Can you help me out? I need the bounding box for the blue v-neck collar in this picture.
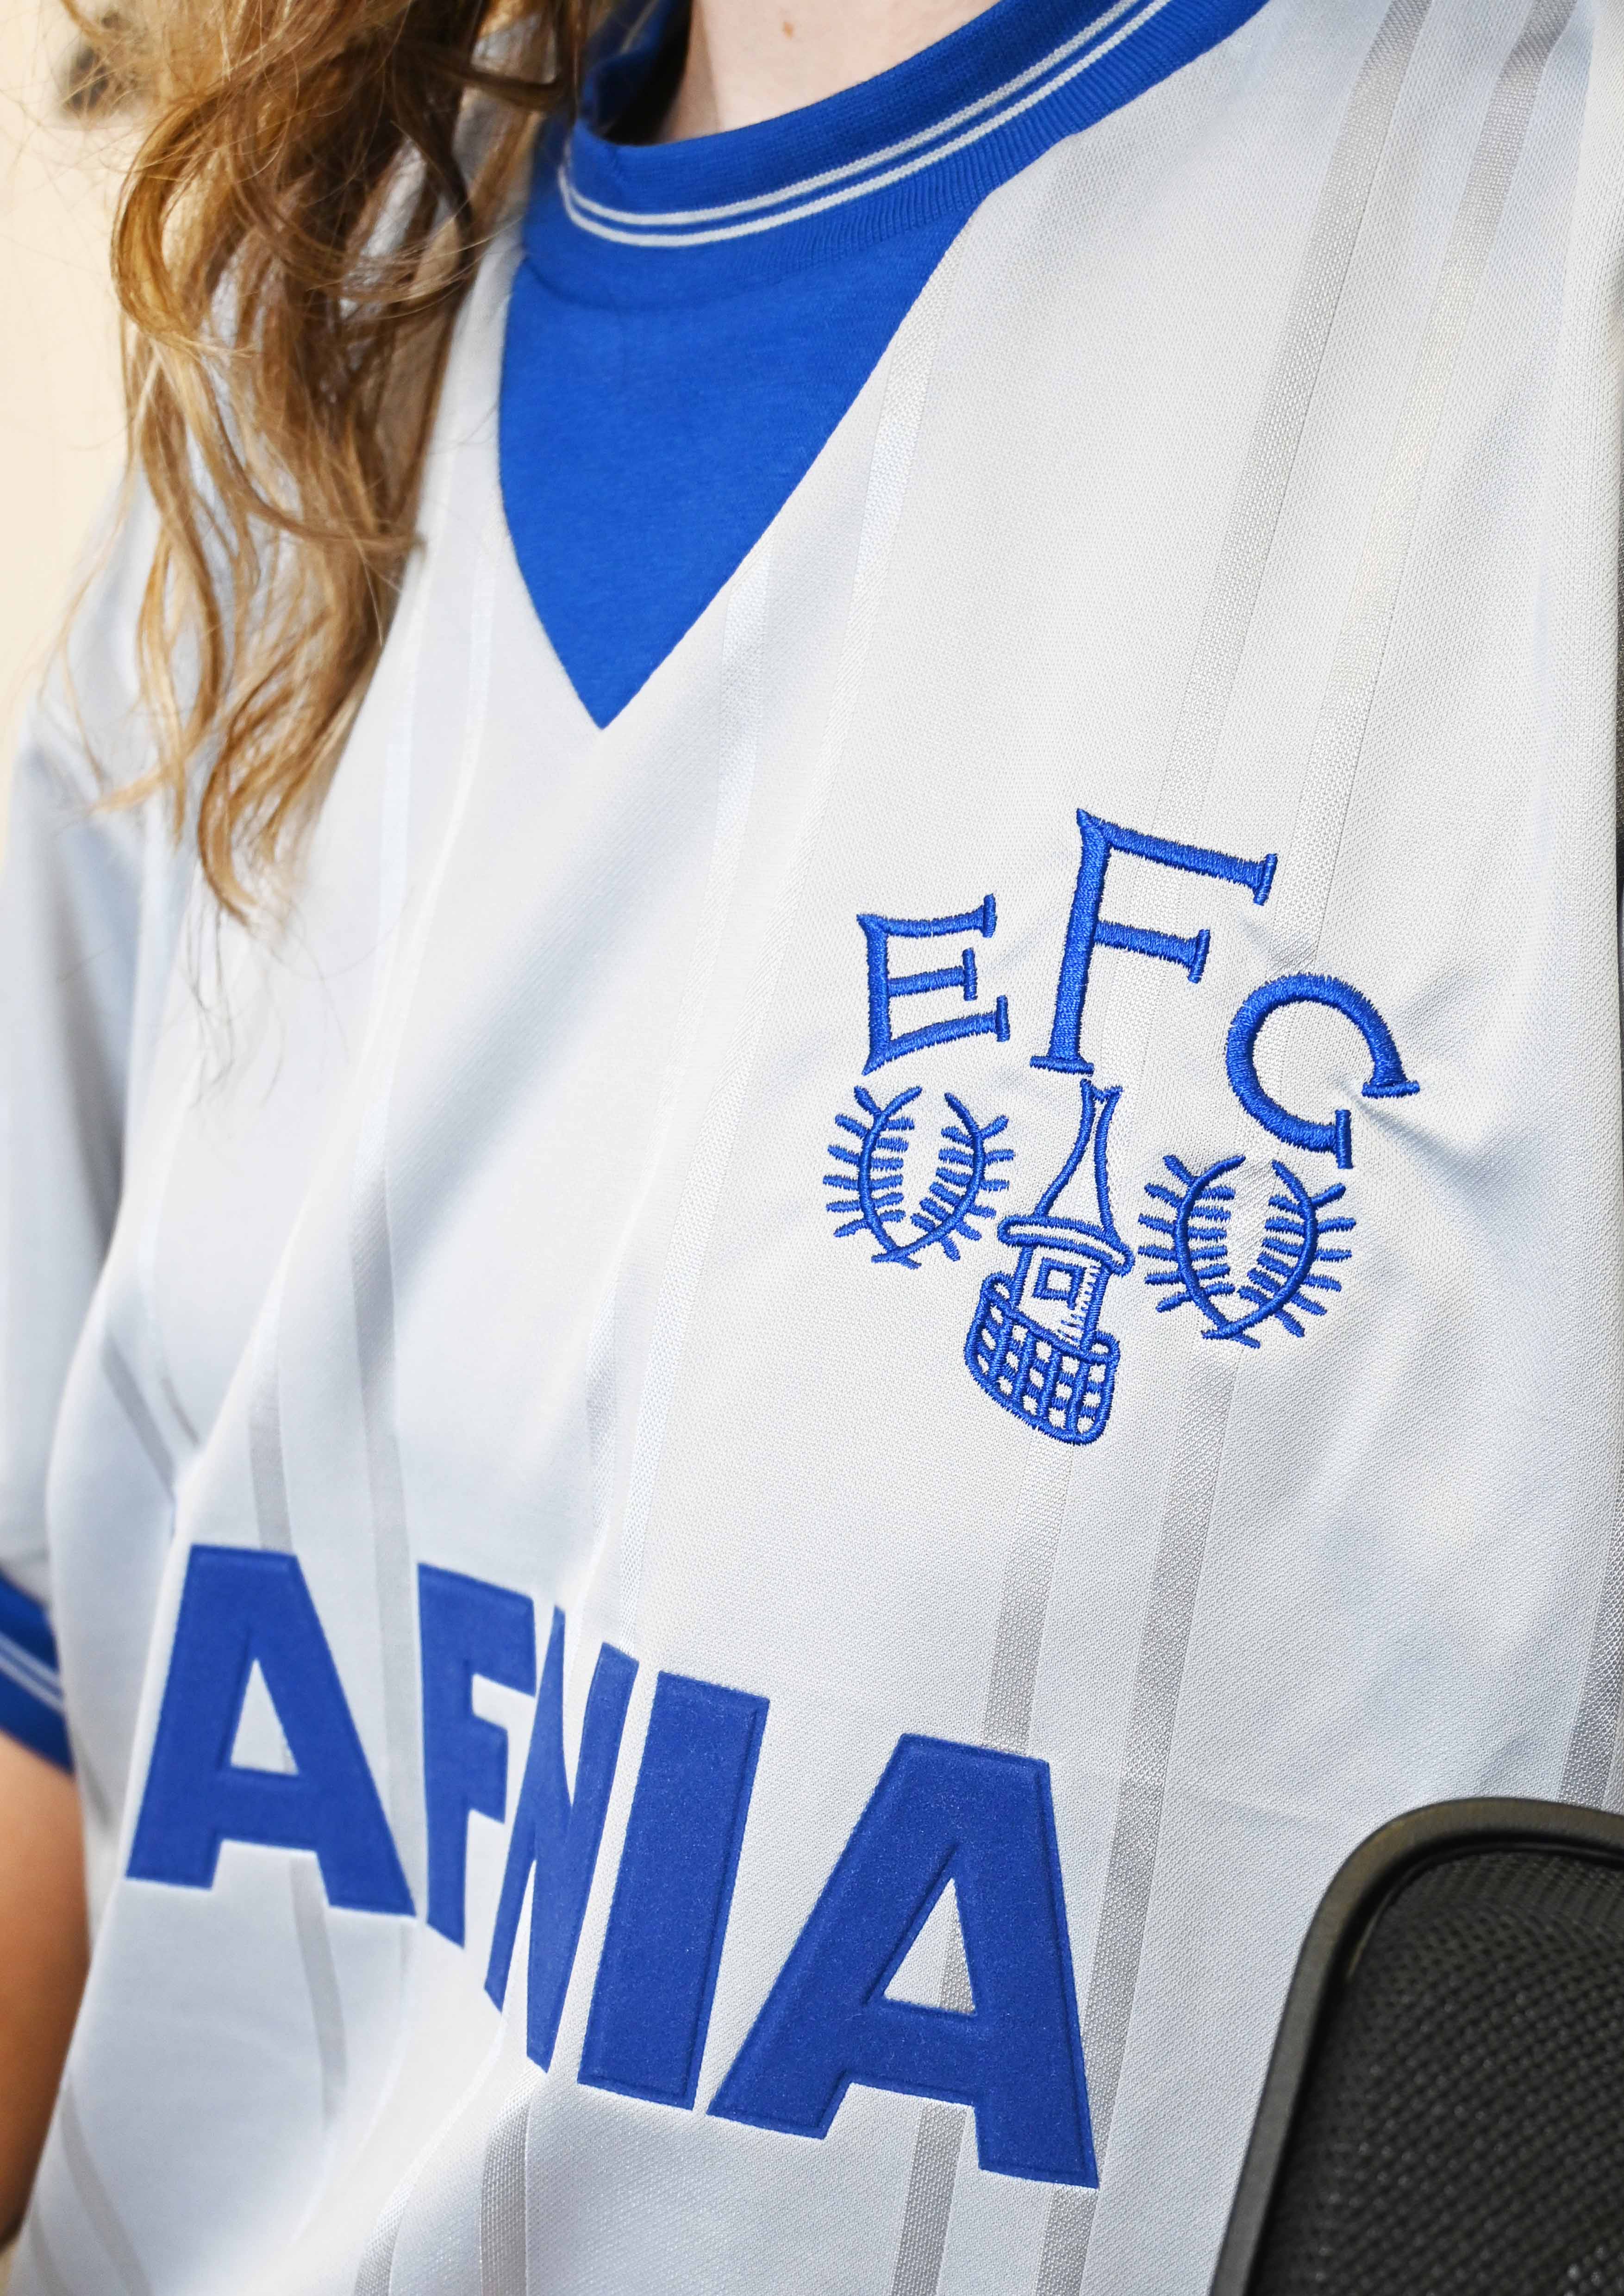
[505,0,1270,724]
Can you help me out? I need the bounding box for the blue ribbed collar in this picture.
[526,0,1271,305]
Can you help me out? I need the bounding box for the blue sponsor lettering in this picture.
[130,1572,1094,2186]
[484,1606,638,2070]
[709,1734,1096,2186]
[127,1545,412,1916]
[580,1672,768,2108]
[419,1564,537,1947]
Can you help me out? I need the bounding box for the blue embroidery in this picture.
[824,1086,1012,1268]
[859,897,1010,1073]
[580,1673,768,2109]
[1035,1259,1085,1307]
[1224,971,1418,1169]
[1035,812,1275,1076]
[964,1076,1133,1444]
[831,816,1420,1444]
[709,1734,1096,2187]
[1139,1156,1354,1347]
[419,1565,537,1949]
[485,1610,638,2070]
[128,1547,413,1916]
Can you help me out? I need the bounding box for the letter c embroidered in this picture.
[1225,972,1418,1169]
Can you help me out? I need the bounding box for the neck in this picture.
[658,0,998,138]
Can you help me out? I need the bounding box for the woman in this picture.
[0,0,1618,2287]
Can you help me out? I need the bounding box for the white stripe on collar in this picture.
[561,0,1171,248]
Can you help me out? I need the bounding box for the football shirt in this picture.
[2,2,1620,2290]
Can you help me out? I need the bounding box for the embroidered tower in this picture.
[964,1076,1134,1444]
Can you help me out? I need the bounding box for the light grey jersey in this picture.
[4,2,1624,2289]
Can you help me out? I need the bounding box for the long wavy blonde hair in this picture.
[74,0,606,917]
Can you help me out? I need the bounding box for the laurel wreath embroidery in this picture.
[1137,1153,1354,1345]
[823,1086,1013,1269]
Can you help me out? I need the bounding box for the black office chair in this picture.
[1211,1798,1624,2296]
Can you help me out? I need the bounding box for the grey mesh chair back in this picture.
[1211,1798,1624,2296]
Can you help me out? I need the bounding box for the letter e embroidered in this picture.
[858,898,1009,1073]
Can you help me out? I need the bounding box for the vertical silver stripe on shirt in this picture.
[1049,1344,1239,2281]
[56,2086,151,2296]
[1058,7,1574,2290]
[292,1857,350,2132]
[1148,0,1434,833]
[133,900,212,1471]
[602,532,773,1632]
[479,2084,534,2296]
[349,1159,426,1898]
[76,1325,175,1833]
[334,447,439,1844]
[346,525,500,1915]
[100,1329,175,1497]
[246,1273,353,2140]
[980,1440,1081,1761]
[248,1277,295,1556]
[1270,0,1580,969]
[890,2102,969,2296]
[14,2209,77,2296]
[235,529,438,2193]
[614,247,962,1647]
[890,1440,1074,2284]
[347,2029,515,2296]
[352,2189,409,2296]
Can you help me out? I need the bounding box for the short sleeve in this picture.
[0,1576,69,1770]
[0,492,154,1768]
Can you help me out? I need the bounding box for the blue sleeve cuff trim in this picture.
[0,1576,71,1773]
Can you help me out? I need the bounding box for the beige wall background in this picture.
[0,0,123,792]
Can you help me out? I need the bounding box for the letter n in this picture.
[709,1735,1095,2185]
[127,1545,413,1914]
[484,1609,637,2069]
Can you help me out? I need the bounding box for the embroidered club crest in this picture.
[1138,1154,1354,1344]
[964,1076,1133,1444]
[823,1086,1012,1268]
[821,806,1416,1450]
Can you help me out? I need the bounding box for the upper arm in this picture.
[0,490,157,1769]
[0,1727,87,2241]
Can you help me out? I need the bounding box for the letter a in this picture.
[128,1546,412,1914]
[710,1735,1095,2186]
